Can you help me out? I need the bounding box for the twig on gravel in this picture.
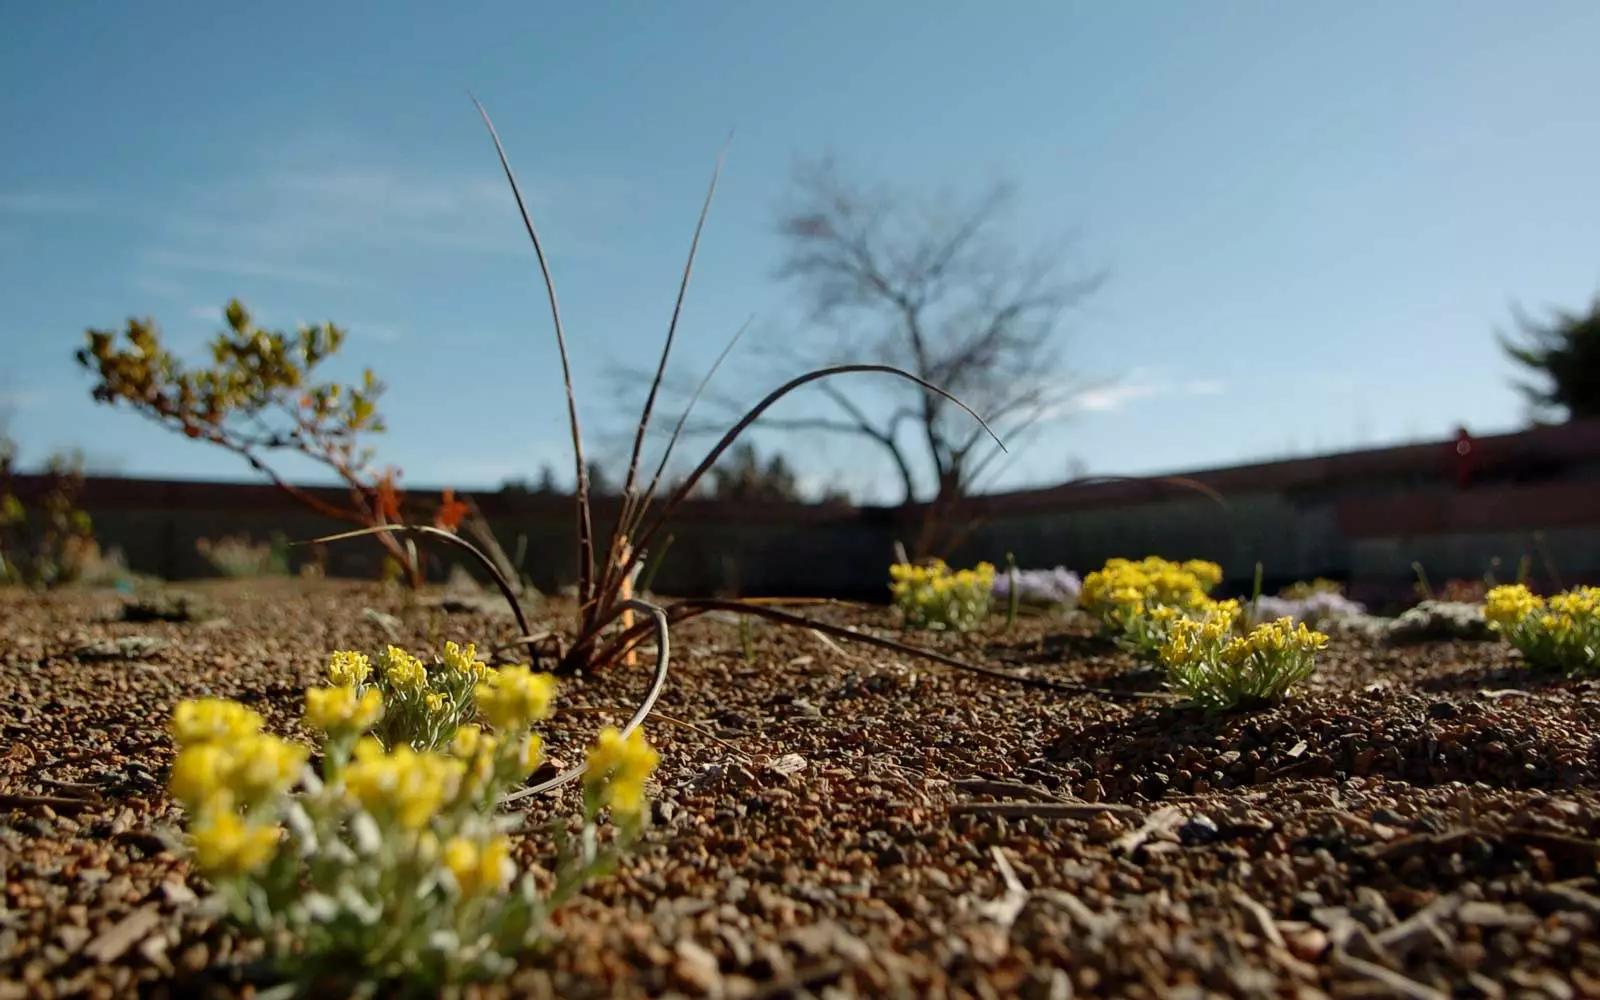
[1333,952,1449,1000]
[0,792,102,811]
[1230,888,1286,949]
[952,800,1139,820]
[1110,805,1184,855]
[952,778,1065,801]
[976,846,1031,932]
[1375,892,1461,958]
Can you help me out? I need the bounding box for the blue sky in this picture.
[3,2,1599,501]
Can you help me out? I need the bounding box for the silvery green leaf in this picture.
[301,892,339,923]
[351,811,382,856]
[284,801,318,854]
[490,813,521,834]
[427,928,460,954]
[299,766,323,795]
[337,884,381,925]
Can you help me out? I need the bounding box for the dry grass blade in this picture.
[637,315,753,519]
[503,597,671,807]
[472,94,597,613]
[618,139,731,533]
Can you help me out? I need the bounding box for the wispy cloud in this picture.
[1182,378,1228,396]
[0,192,96,215]
[1075,383,1162,412]
[1070,369,1228,413]
[0,388,50,410]
[141,249,353,290]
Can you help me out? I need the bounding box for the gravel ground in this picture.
[2,580,1597,999]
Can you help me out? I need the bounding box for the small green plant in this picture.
[166,643,658,997]
[76,302,472,588]
[0,440,100,588]
[888,558,996,632]
[1483,583,1600,675]
[1078,556,1227,658]
[1160,614,1328,710]
[196,532,291,578]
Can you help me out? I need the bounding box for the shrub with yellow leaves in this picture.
[1160,615,1328,710]
[889,558,996,632]
[1484,584,1600,675]
[165,640,660,997]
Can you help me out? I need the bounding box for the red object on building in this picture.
[1452,426,1478,489]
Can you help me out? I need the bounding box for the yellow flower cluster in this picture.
[474,665,558,731]
[380,645,429,691]
[169,700,308,876]
[305,684,384,735]
[1160,615,1327,709]
[343,737,468,831]
[1079,557,1222,621]
[889,558,997,632]
[583,726,660,818]
[1484,584,1600,674]
[442,834,514,897]
[326,650,372,686]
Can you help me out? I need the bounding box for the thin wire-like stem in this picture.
[502,597,672,808]
[472,95,598,619]
[588,597,1175,701]
[632,316,753,533]
[617,364,1006,595]
[300,523,538,669]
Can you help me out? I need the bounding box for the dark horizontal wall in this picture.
[10,419,1600,601]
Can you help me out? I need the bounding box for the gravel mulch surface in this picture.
[2,580,1597,999]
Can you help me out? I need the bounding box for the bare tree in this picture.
[611,158,1103,516]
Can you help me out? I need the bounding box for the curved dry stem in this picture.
[586,597,1173,701]
[621,364,1006,593]
[298,523,537,669]
[472,94,597,615]
[501,597,672,807]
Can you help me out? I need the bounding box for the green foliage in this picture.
[196,532,292,578]
[706,441,802,502]
[167,645,657,997]
[1498,294,1600,422]
[1484,584,1600,675]
[0,437,100,588]
[888,558,996,632]
[1160,614,1328,711]
[76,301,424,585]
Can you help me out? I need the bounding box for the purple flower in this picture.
[993,566,1082,608]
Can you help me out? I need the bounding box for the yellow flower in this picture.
[229,733,310,803]
[169,743,234,812]
[190,811,281,876]
[326,650,372,686]
[425,692,449,716]
[515,733,544,778]
[584,726,659,817]
[451,724,493,759]
[442,834,512,896]
[171,699,263,749]
[305,685,384,734]
[1485,584,1543,628]
[474,666,557,731]
[343,739,465,830]
[441,641,489,682]
[379,645,429,691]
